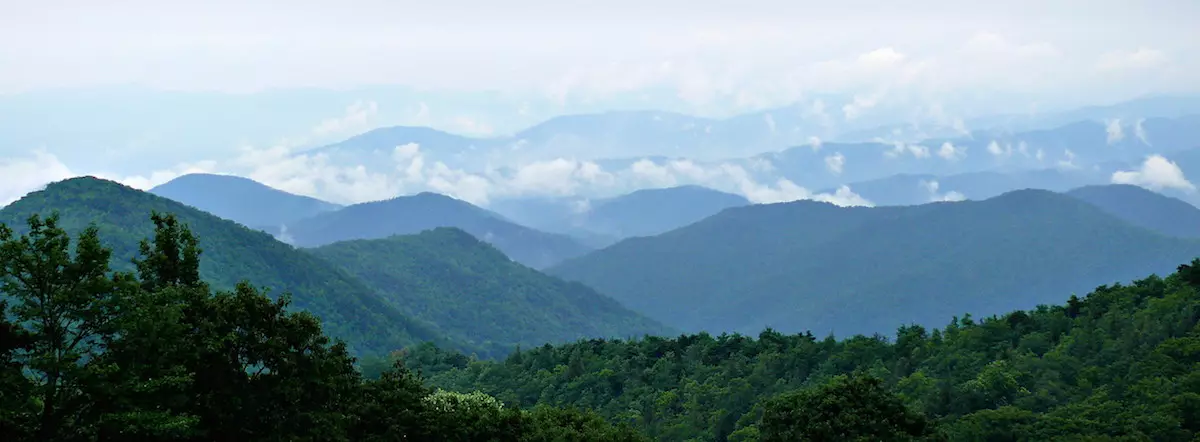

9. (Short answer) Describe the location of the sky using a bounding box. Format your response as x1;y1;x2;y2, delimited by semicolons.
1;0;1198;206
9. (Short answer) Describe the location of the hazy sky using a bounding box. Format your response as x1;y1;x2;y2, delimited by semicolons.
1;0;1198;207
3;0;1197;111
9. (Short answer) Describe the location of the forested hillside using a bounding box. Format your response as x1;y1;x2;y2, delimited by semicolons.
409;261;1200;440
1066;184;1200;238
0;177;447;356
550;189;1200;336
309;227;672;355
0;213;648;441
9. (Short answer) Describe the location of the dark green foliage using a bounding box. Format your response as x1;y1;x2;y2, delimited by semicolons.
0;176;445;355
0;211;650;441
310;227;672;356
1066;184;1200;238
550;189;1200;336
149;173;341;229
285;191;593;269
0;299;33;440
759;373;939;441
411;264;1200;441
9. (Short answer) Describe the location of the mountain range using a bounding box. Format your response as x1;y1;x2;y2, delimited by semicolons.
488;185;751;246
548;186;1200;336
278;192;593;269
0;176;443;356
0;176;667;357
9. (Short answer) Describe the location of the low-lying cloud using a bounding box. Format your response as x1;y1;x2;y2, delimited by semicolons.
1111;154;1195;192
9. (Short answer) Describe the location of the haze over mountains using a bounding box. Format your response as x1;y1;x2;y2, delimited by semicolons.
549;186;1200;336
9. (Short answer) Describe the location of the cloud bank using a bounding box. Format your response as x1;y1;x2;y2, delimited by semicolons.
1111;154;1195;192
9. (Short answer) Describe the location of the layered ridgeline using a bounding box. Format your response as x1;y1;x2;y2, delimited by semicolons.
285;192;593;269
0;177;447;356
821;167;1108;206
150;173;342;228
409;260;1200;441
549;189;1200;336
309;228;672;354
491;185;751;246
1066;184;1200;238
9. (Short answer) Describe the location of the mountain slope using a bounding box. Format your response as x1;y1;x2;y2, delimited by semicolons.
548;189;1200;336
0;176;447;356
150;173;341;228
580;185;751;238
1066;184;1200;238
489;185;751;243
309;228;672;353
287;192;593;269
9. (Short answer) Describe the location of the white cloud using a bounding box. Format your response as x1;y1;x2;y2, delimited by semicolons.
934;191;967;202
0;150;218;207
986;140;1015;157
1105;118;1124;144
808;136;823;152
824;152;845;175
569;198;592;214
1111;154;1195;192
312;100;379;137
1134;118;1150;145
117;161;218;190
842;91;883;121
884;141;930;159
1057;149;1079;170
763;113;777;133
937;142;966;161
0;151;77;207
919;179;966;202
1035;148;1045;162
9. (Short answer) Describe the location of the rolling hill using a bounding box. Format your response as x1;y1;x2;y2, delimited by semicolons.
309;227;672;353
0;176;447;356
548;189;1200;336
1066;184;1200;238
150;173;341;228
285;192;593;269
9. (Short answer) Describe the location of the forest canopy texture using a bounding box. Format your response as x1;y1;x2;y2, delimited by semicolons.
2;210;1199;441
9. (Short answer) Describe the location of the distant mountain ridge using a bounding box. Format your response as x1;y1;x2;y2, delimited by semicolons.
489;185;751;245
285;192;594;269
150;173;341;229
548;188;1200;337
1066;184;1200;238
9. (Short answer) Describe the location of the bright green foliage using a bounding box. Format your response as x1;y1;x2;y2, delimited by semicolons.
0;211;651;441
411;262;1200;441
310;227;672;357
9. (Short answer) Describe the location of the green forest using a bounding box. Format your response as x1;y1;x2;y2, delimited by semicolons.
3;210;1200;440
